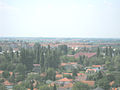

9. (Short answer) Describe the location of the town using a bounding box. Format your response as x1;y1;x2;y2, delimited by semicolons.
0;37;120;90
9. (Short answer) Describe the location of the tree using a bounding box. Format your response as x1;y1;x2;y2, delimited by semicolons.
72;69;78;77
0;84;7;90
9;72;15;83
107;74;115;82
16;75;25;82
34;43;41;64
109;46;113;57
78;56;83;64
46;68;56;81
105;47;108;56
72;82;90;90
20;48;34;71
96;77;110;90
40;52;45;72
39;84;53;90
2;71;10;78
53;84;57;90
58;45;68;55
13;84;26;90
0;46;2;52
97;47;100;57
15;63;26;75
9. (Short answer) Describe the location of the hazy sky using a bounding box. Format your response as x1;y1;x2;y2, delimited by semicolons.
0;0;120;38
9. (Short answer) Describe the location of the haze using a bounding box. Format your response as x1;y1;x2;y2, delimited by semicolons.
0;0;120;38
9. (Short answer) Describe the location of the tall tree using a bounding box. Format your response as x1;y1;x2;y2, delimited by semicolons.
105;46;108;56
97;47;100;57
20;48;34;71
0;46;2;52
34;43;41;64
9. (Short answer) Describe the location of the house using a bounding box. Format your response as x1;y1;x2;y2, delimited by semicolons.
63;73;72;76
32;64;40;73
74;52;96;58
57;78;73;85
58;83;73;90
75;73;87;81
27;88;38;90
92;65;103;70
111;88;118;90
86;69;97;74
0;70;4;74
56;74;63;79
3;80;13;90
60;62;77;71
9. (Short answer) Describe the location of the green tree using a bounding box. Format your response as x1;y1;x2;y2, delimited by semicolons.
72;82;90;90
39;84;53;90
0;46;2;52
13;84;26;90
105;47;108;56
97;47;100;57
15;63;26;75
20;48;34;71
96;77;110;90
2;71;10;78
46;68;56;81
72;69;78;77
53;84;57;90
0;84;7;90
34;43;41;64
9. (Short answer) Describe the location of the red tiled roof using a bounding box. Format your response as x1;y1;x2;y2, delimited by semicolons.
40;73;46;77
80;80;95;87
56;74;63;78
61;62;77;66
0;70;4;74
74;52;96;58
112;88;118;90
9;72;13;76
77;73;85;76
92;65;101;67
3;80;13;86
58;78;73;82
64;73;73;76
86;69;97;73
59;83;73;89
28;88;38;90
61;63;68;66
109;81;115;86
33;64;40;67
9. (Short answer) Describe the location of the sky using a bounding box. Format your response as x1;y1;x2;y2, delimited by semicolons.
0;0;120;38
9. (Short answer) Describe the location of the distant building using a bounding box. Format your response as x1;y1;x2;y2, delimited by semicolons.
32;64;40;73
74;52;96;58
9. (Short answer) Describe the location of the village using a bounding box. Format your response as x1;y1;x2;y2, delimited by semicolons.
0;38;120;90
